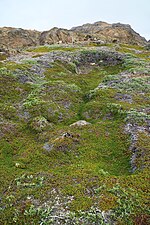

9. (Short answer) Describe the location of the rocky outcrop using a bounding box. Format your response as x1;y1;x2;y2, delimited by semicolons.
40;27;86;45
0;27;40;52
71;21;147;45
0;21;147;53
71;21;110;33
40;22;147;46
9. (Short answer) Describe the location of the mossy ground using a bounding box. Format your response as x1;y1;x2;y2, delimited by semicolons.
27;45;79;53
0;44;150;224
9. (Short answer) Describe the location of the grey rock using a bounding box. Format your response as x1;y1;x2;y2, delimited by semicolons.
43;143;53;152
70;120;91;127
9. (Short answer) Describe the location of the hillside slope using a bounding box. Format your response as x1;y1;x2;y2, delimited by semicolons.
0;40;150;223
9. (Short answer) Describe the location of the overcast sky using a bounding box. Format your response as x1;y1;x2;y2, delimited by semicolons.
0;0;150;40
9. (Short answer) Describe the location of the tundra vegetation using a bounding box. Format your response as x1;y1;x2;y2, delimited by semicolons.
0;43;150;224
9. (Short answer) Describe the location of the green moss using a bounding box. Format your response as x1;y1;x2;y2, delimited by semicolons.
27;45;79;53
0;54;7;61
70;196;93;211
120;44;145;51
0;45;149;224
4;61;32;71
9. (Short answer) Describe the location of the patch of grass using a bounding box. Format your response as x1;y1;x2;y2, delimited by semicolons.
27;45;79;53
0;54;7;61
120;44;145;51
4;61;32;71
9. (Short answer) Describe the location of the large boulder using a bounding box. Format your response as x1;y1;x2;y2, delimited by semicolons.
70;120;91;127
